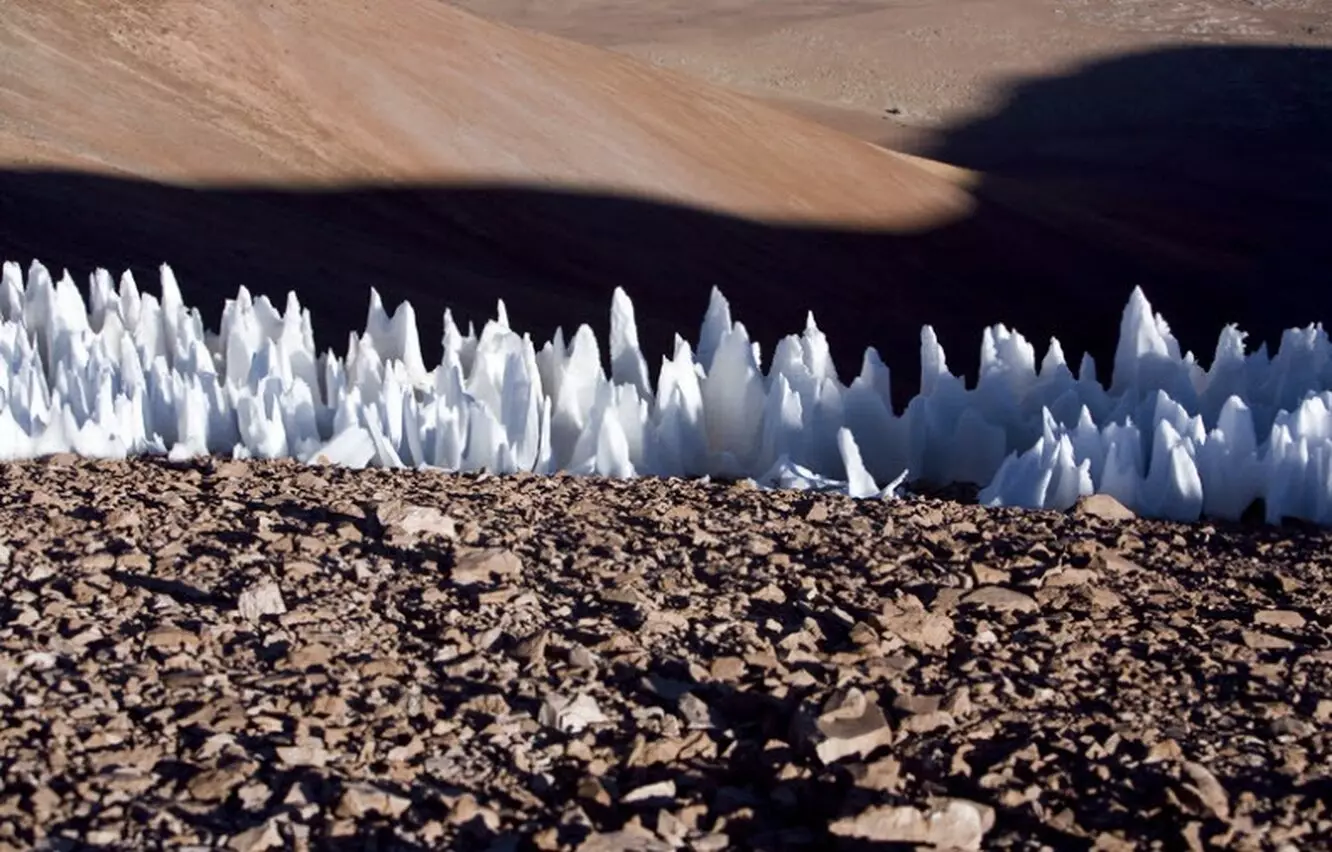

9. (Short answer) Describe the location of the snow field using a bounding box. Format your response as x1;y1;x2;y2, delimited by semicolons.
3;258;1332;526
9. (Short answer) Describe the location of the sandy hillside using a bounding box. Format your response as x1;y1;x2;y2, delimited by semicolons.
0;0;971;227
449;0;1332;146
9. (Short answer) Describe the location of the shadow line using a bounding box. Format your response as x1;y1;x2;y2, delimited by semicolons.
1;46;1330;411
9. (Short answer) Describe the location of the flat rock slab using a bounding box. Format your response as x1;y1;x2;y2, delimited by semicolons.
0;456;1328;850
961;585;1039;613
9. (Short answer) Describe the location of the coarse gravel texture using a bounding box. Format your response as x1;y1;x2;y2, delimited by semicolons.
0;456;1329;851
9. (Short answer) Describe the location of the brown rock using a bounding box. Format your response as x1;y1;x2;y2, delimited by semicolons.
876;602;955;652
451;547;523;586
188;764;253;802
1241;630;1295;651
237;782;271;810
1091;587;1124;610
370;500;458;540
797;687;894;765
892;693;941;715
335;782;411;819
447;793;500;831
1177;762;1230;821
360;656;406;677
539;693;608;734
237;581;287;623
971;563;1010;585
228;819;283;852
854;755;903;792
1270;716;1314;738
576;829;674;852
1254;610;1305;629
1074;494;1136;521
830;799;995;850
568;643;599;670
577;776;612;806
1042;567;1100;587
942;687;973;717
900;710;954;734
144;626;199;651
677;692;716;730
512;630;550;665
709;656;746;682
275;744;333;768
212;461;251;479
284;643;334;670
962;586;1038;613
1145;739;1183;764
1099;550;1145;574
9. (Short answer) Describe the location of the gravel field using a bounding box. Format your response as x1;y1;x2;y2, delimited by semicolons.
1;457;1329;850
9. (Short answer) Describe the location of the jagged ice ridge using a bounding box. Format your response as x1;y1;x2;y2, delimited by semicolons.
3;258;1332;525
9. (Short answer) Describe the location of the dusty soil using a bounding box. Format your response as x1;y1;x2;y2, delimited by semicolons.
0;0;970;227
450;0;1332;148
1;456;1329;850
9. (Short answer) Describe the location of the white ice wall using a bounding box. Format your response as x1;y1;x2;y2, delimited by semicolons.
3;258;1332;526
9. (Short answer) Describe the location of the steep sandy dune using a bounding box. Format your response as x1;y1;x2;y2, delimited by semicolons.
0;0;972;227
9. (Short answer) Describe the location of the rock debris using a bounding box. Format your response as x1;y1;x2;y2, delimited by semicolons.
0;456;1328;850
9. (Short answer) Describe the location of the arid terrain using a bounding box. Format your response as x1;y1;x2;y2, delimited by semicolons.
451;0;1332;148
0;457;1329;850
1;1;1332;850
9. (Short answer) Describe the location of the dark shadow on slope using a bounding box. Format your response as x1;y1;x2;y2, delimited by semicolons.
0;168;977;410
0;46;1329;410
922;43;1332;375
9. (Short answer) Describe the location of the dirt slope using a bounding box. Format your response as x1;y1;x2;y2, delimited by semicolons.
0;0;972;228
448;0;1332;146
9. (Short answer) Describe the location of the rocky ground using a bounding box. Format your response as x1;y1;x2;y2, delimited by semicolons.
0;456;1329;851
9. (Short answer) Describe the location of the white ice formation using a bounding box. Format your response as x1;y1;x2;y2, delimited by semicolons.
3;258;1332;526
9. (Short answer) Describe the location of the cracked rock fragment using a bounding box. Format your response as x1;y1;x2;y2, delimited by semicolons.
1074;493;1136;521
336;782;412;819
452;547;524;586
677;691;718;730
370;500;458;540
512;630;550;667
540;693;608;734
188;763;255;802
276;744;333;768
228;819;284;852
852;755;903;792
237;580;287;623
795;687;894;764
875;600;954;652
1174;762;1231;821
576;829;674;852
621;780;676;805
1241;629;1294;651
830;799;995;850
962;585;1038;613
1253;609;1305;629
